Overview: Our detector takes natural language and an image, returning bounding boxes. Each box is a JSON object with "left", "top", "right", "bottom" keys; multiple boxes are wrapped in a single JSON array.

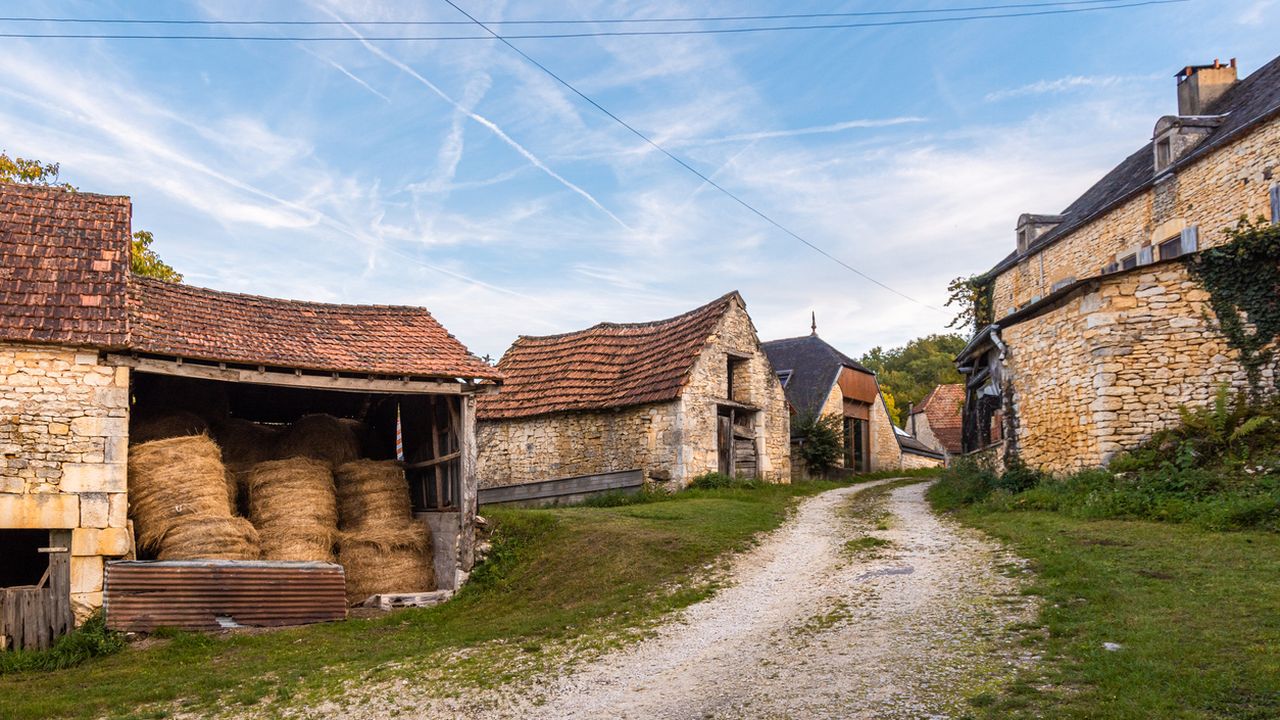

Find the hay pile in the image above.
[
  {"left": 248, "top": 458, "right": 339, "bottom": 562},
  {"left": 276, "top": 414, "right": 361, "bottom": 467},
  {"left": 338, "top": 525, "right": 434, "bottom": 604},
  {"left": 212, "top": 417, "right": 283, "bottom": 469},
  {"left": 127, "top": 435, "right": 260, "bottom": 561},
  {"left": 334, "top": 459, "right": 433, "bottom": 603},
  {"left": 334, "top": 460, "right": 412, "bottom": 530},
  {"left": 130, "top": 411, "right": 210, "bottom": 445}
]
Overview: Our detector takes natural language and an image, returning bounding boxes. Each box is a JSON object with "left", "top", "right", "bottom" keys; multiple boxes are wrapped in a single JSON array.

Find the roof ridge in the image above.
[
  {"left": 129, "top": 274, "right": 441, "bottom": 316},
  {"left": 509, "top": 291, "right": 740, "bottom": 344}
]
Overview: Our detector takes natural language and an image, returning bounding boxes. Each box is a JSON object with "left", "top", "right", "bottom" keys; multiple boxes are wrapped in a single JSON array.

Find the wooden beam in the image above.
[
  {"left": 405, "top": 450, "right": 461, "bottom": 470},
  {"left": 108, "top": 354, "right": 489, "bottom": 395}
]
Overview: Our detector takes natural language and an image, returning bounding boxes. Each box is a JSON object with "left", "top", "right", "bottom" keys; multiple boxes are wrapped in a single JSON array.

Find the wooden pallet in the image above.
[{"left": 358, "top": 590, "right": 454, "bottom": 611}]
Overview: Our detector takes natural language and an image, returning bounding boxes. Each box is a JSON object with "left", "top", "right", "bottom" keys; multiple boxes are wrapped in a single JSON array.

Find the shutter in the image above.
[
  {"left": 1137, "top": 246, "right": 1154, "bottom": 265},
  {"left": 1271, "top": 183, "right": 1279, "bottom": 224},
  {"left": 1180, "top": 225, "right": 1199, "bottom": 255}
]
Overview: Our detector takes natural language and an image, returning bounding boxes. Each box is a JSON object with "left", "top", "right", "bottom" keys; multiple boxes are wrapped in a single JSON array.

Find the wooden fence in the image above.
[{"left": 478, "top": 469, "right": 645, "bottom": 508}]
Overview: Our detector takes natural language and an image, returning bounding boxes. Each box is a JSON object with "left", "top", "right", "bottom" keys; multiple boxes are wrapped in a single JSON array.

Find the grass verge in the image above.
[{"left": 0, "top": 479, "right": 847, "bottom": 719}]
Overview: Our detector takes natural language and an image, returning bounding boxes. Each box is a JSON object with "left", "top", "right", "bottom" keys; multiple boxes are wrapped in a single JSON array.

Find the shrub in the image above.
[
  {"left": 687, "top": 472, "right": 760, "bottom": 490},
  {"left": 791, "top": 413, "right": 844, "bottom": 476},
  {"left": 0, "top": 612, "right": 125, "bottom": 675}
]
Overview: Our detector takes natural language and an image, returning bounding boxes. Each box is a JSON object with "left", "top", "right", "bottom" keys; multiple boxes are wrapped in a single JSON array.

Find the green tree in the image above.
[
  {"left": 792, "top": 413, "right": 844, "bottom": 476},
  {"left": 945, "top": 273, "right": 994, "bottom": 333},
  {"left": 860, "top": 333, "right": 968, "bottom": 426},
  {"left": 2, "top": 152, "right": 182, "bottom": 282}
]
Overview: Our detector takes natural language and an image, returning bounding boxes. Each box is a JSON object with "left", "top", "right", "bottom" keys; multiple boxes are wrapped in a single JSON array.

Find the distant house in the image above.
[
  {"left": 894, "top": 426, "right": 946, "bottom": 468},
  {"left": 476, "top": 292, "right": 790, "bottom": 490},
  {"left": 908, "top": 384, "right": 965, "bottom": 459},
  {"left": 762, "top": 331, "right": 902, "bottom": 474}
]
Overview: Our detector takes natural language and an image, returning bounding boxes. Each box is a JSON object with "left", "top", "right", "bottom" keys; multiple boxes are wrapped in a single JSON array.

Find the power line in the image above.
[
  {"left": 0, "top": 0, "right": 1190, "bottom": 41},
  {"left": 0, "top": 1, "right": 1148, "bottom": 26},
  {"left": 435, "top": 1, "right": 961, "bottom": 312}
]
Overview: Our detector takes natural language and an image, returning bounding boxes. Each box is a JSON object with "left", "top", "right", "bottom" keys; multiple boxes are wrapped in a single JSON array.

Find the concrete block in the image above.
[
  {"left": 72, "top": 527, "right": 131, "bottom": 557},
  {"left": 60, "top": 462, "right": 126, "bottom": 493},
  {"left": 0, "top": 492, "right": 80, "bottom": 528},
  {"left": 80, "top": 492, "right": 110, "bottom": 528}
]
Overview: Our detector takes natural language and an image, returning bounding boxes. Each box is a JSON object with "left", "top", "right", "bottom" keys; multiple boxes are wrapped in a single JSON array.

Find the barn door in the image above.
[
  {"left": 0, "top": 529, "right": 73, "bottom": 652},
  {"left": 717, "top": 415, "right": 733, "bottom": 475}
]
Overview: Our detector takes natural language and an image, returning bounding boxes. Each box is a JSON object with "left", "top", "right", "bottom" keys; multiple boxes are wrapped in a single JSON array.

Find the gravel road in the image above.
[{"left": 319, "top": 480, "right": 1038, "bottom": 719}]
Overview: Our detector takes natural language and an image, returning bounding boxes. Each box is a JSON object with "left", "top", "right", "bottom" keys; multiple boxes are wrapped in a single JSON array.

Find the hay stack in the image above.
[
  {"left": 276, "top": 414, "right": 361, "bottom": 467},
  {"left": 338, "top": 525, "right": 434, "bottom": 604},
  {"left": 127, "top": 435, "right": 260, "bottom": 560},
  {"left": 211, "top": 418, "right": 283, "bottom": 468},
  {"left": 334, "top": 460, "right": 412, "bottom": 530},
  {"left": 130, "top": 411, "right": 209, "bottom": 445},
  {"left": 247, "top": 458, "right": 340, "bottom": 562}
]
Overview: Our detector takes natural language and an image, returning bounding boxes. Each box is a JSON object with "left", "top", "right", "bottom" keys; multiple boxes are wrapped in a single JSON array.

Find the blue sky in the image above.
[{"left": 1, "top": 1, "right": 1277, "bottom": 360}]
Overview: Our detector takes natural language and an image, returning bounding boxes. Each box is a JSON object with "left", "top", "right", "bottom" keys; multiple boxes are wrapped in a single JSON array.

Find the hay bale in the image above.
[
  {"left": 127, "top": 435, "right": 235, "bottom": 552},
  {"left": 155, "top": 516, "right": 260, "bottom": 561},
  {"left": 335, "top": 460, "right": 412, "bottom": 530},
  {"left": 247, "top": 458, "right": 340, "bottom": 562},
  {"left": 338, "top": 524, "right": 434, "bottom": 604},
  {"left": 130, "top": 411, "right": 209, "bottom": 445},
  {"left": 211, "top": 418, "right": 283, "bottom": 468},
  {"left": 276, "top": 414, "right": 361, "bottom": 467}
]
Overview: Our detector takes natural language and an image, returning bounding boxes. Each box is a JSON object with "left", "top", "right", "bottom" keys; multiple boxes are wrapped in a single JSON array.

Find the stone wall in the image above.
[
  {"left": 868, "top": 393, "right": 902, "bottom": 472},
  {"left": 0, "top": 342, "right": 130, "bottom": 620},
  {"left": 1002, "top": 263, "right": 1257, "bottom": 471},
  {"left": 993, "top": 115, "right": 1280, "bottom": 316},
  {"left": 900, "top": 450, "right": 943, "bottom": 469},
  {"left": 478, "top": 300, "right": 790, "bottom": 487},
  {"left": 910, "top": 414, "right": 947, "bottom": 457}
]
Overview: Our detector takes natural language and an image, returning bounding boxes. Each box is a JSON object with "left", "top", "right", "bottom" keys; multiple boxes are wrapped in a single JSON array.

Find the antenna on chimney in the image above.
[{"left": 810, "top": 311, "right": 817, "bottom": 336}]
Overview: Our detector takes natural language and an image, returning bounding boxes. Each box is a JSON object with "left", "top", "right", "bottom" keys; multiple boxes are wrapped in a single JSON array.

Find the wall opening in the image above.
[{"left": 0, "top": 530, "right": 51, "bottom": 588}]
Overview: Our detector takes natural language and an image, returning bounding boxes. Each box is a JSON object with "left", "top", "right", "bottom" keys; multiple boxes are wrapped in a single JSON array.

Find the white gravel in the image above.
[{"left": 313, "top": 480, "right": 1039, "bottom": 720}]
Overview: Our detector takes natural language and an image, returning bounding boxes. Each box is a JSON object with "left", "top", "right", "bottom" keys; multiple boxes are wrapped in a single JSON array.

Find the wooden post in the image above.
[
  {"left": 430, "top": 397, "right": 444, "bottom": 509},
  {"left": 459, "top": 394, "right": 477, "bottom": 572}
]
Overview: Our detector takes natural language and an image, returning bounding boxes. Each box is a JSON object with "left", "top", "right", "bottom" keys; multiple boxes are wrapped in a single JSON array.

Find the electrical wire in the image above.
[{"left": 0, "top": 0, "right": 1189, "bottom": 41}]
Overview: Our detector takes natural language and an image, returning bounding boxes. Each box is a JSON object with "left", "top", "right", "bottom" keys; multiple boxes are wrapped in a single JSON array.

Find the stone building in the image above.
[
  {"left": 1, "top": 183, "right": 498, "bottom": 640},
  {"left": 477, "top": 292, "right": 790, "bottom": 488},
  {"left": 957, "top": 55, "right": 1280, "bottom": 472},
  {"left": 761, "top": 331, "right": 905, "bottom": 474},
  {"left": 907, "top": 384, "right": 965, "bottom": 460}
]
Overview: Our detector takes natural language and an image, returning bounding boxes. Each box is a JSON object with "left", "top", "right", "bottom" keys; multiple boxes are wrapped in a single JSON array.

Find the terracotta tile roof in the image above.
[
  {"left": 478, "top": 292, "right": 740, "bottom": 420},
  {"left": 127, "top": 277, "right": 501, "bottom": 380},
  {"left": 911, "top": 383, "right": 964, "bottom": 454},
  {"left": 0, "top": 183, "right": 131, "bottom": 346}
]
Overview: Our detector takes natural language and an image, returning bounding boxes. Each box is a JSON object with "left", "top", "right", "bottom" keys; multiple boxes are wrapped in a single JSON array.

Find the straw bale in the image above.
[
  {"left": 338, "top": 523, "right": 435, "bottom": 604},
  {"left": 127, "top": 435, "right": 234, "bottom": 552},
  {"left": 248, "top": 458, "right": 340, "bottom": 562},
  {"left": 155, "top": 516, "right": 261, "bottom": 561},
  {"left": 211, "top": 418, "right": 283, "bottom": 469},
  {"left": 335, "top": 460, "right": 412, "bottom": 530},
  {"left": 130, "top": 411, "right": 209, "bottom": 445},
  {"left": 276, "top": 414, "right": 361, "bottom": 467}
]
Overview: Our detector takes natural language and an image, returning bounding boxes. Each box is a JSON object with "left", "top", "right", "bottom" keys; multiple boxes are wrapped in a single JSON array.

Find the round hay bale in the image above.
[
  {"left": 130, "top": 411, "right": 209, "bottom": 445},
  {"left": 276, "top": 414, "right": 361, "bottom": 467},
  {"left": 127, "top": 435, "right": 234, "bottom": 552},
  {"left": 338, "top": 524, "right": 434, "bottom": 604},
  {"left": 211, "top": 418, "right": 283, "bottom": 468},
  {"left": 247, "top": 458, "right": 340, "bottom": 562},
  {"left": 334, "top": 460, "right": 411, "bottom": 530},
  {"left": 155, "top": 516, "right": 261, "bottom": 561}
]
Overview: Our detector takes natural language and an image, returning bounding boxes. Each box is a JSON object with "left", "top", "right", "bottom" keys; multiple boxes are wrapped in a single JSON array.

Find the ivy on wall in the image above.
[
  {"left": 1186, "top": 218, "right": 1280, "bottom": 394},
  {"left": 945, "top": 273, "right": 996, "bottom": 333}
]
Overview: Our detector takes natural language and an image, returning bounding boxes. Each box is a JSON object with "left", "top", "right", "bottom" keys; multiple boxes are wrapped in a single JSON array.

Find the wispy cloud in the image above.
[
  {"left": 298, "top": 46, "right": 391, "bottom": 103},
  {"left": 693, "top": 117, "right": 927, "bottom": 146},
  {"left": 985, "top": 74, "right": 1151, "bottom": 102}
]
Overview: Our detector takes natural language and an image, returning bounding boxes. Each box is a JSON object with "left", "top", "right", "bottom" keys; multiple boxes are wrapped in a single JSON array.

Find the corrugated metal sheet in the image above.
[{"left": 104, "top": 560, "right": 347, "bottom": 632}]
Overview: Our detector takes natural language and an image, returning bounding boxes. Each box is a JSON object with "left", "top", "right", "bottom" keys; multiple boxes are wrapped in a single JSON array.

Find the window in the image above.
[
  {"left": 1017, "top": 228, "right": 1030, "bottom": 254},
  {"left": 1159, "top": 236, "right": 1182, "bottom": 260},
  {"left": 1155, "top": 137, "right": 1172, "bottom": 172},
  {"left": 1, "top": 530, "right": 52, "bottom": 588},
  {"left": 1271, "top": 183, "right": 1279, "bottom": 224},
  {"left": 776, "top": 370, "right": 792, "bottom": 388},
  {"left": 1120, "top": 253, "right": 1138, "bottom": 270}
]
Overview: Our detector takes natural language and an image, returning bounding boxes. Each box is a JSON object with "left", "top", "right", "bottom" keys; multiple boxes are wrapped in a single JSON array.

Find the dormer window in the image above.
[
  {"left": 1015, "top": 213, "right": 1065, "bottom": 255},
  {"left": 1155, "top": 137, "right": 1172, "bottom": 171},
  {"left": 1153, "top": 115, "right": 1225, "bottom": 174}
]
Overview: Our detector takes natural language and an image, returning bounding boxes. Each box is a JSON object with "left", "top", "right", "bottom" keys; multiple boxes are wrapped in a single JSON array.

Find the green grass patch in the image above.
[
  {"left": 0, "top": 478, "right": 846, "bottom": 719},
  {"left": 931, "top": 499, "right": 1280, "bottom": 718}
]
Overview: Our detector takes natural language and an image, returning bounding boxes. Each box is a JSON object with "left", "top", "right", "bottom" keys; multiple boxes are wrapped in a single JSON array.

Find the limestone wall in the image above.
[
  {"left": 900, "top": 450, "right": 943, "bottom": 469},
  {"left": 0, "top": 342, "right": 130, "bottom": 620},
  {"left": 992, "top": 115, "right": 1280, "bottom": 315},
  {"left": 911, "top": 414, "right": 947, "bottom": 456},
  {"left": 868, "top": 392, "right": 902, "bottom": 472},
  {"left": 1003, "top": 263, "right": 1257, "bottom": 471}
]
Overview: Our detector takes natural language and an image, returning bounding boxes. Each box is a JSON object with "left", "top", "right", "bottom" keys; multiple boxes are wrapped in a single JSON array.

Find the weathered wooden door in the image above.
[
  {"left": 0, "top": 530, "right": 73, "bottom": 652},
  {"left": 717, "top": 415, "right": 733, "bottom": 475}
]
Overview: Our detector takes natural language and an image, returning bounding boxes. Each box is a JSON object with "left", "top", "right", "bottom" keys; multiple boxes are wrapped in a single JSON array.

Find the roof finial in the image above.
[{"left": 810, "top": 311, "right": 817, "bottom": 336}]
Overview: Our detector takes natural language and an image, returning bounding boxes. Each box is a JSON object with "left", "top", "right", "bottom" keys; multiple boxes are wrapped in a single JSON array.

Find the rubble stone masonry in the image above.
[{"left": 0, "top": 342, "right": 130, "bottom": 620}]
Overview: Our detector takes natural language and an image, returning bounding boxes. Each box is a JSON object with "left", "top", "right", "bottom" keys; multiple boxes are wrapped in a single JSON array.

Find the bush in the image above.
[
  {"left": 687, "top": 472, "right": 760, "bottom": 490},
  {"left": 0, "top": 612, "right": 125, "bottom": 675},
  {"left": 791, "top": 413, "right": 844, "bottom": 476}
]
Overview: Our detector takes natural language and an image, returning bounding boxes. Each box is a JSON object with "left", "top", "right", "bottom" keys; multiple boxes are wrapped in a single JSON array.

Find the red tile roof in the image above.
[
  {"left": 0, "top": 183, "right": 131, "bottom": 346},
  {"left": 127, "top": 277, "right": 501, "bottom": 380},
  {"left": 911, "top": 383, "right": 965, "bottom": 454},
  {"left": 478, "top": 292, "right": 740, "bottom": 420}
]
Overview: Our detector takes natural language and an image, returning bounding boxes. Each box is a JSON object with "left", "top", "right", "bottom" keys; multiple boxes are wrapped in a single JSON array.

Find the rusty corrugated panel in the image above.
[{"left": 104, "top": 560, "right": 347, "bottom": 632}]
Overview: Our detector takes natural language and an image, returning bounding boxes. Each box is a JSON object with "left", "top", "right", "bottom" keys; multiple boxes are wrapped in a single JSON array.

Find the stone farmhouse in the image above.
[
  {"left": 762, "top": 331, "right": 939, "bottom": 473},
  {"left": 907, "top": 384, "right": 965, "bottom": 460},
  {"left": 1, "top": 183, "right": 499, "bottom": 643},
  {"left": 476, "top": 292, "right": 790, "bottom": 490},
  {"left": 957, "top": 54, "right": 1280, "bottom": 471}
]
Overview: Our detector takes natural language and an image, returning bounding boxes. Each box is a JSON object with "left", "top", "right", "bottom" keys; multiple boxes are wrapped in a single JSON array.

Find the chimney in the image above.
[
  {"left": 1176, "top": 58, "right": 1238, "bottom": 115},
  {"left": 908, "top": 403, "right": 916, "bottom": 435}
]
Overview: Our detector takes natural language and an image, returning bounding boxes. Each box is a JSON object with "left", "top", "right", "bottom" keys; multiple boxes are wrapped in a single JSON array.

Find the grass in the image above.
[
  {"left": 930, "top": 488, "right": 1280, "bottom": 718},
  {"left": 0, "top": 478, "right": 851, "bottom": 719}
]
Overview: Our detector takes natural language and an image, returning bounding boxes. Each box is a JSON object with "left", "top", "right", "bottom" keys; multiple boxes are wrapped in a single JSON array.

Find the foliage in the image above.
[
  {"left": 130, "top": 230, "right": 183, "bottom": 282},
  {"left": 790, "top": 413, "right": 844, "bottom": 475},
  {"left": 1186, "top": 218, "right": 1280, "bottom": 393},
  {"left": 0, "top": 151, "right": 72, "bottom": 189},
  {"left": 859, "top": 333, "right": 968, "bottom": 425},
  {"left": 945, "top": 273, "right": 995, "bottom": 333},
  {"left": 0, "top": 613, "right": 125, "bottom": 675},
  {"left": 687, "top": 471, "right": 761, "bottom": 490}
]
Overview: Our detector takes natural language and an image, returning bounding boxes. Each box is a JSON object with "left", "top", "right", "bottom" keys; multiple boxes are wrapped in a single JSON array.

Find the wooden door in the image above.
[
  {"left": 0, "top": 530, "right": 73, "bottom": 652},
  {"left": 717, "top": 415, "right": 733, "bottom": 475}
]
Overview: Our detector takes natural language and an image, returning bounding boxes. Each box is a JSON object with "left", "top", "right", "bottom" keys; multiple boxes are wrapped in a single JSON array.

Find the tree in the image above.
[
  {"left": 860, "top": 333, "right": 968, "bottom": 426},
  {"left": 945, "top": 274, "right": 994, "bottom": 334},
  {"left": 2, "top": 152, "right": 182, "bottom": 282},
  {"left": 792, "top": 413, "right": 844, "bottom": 476}
]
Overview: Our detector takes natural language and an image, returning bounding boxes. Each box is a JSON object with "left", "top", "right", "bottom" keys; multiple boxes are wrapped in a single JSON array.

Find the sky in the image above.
[{"left": 1, "top": 1, "right": 1277, "bottom": 361}]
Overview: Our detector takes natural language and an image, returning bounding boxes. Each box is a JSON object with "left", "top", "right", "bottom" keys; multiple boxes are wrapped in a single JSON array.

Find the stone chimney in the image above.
[{"left": 1176, "top": 59, "right": 1238, "bottom": 115}]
